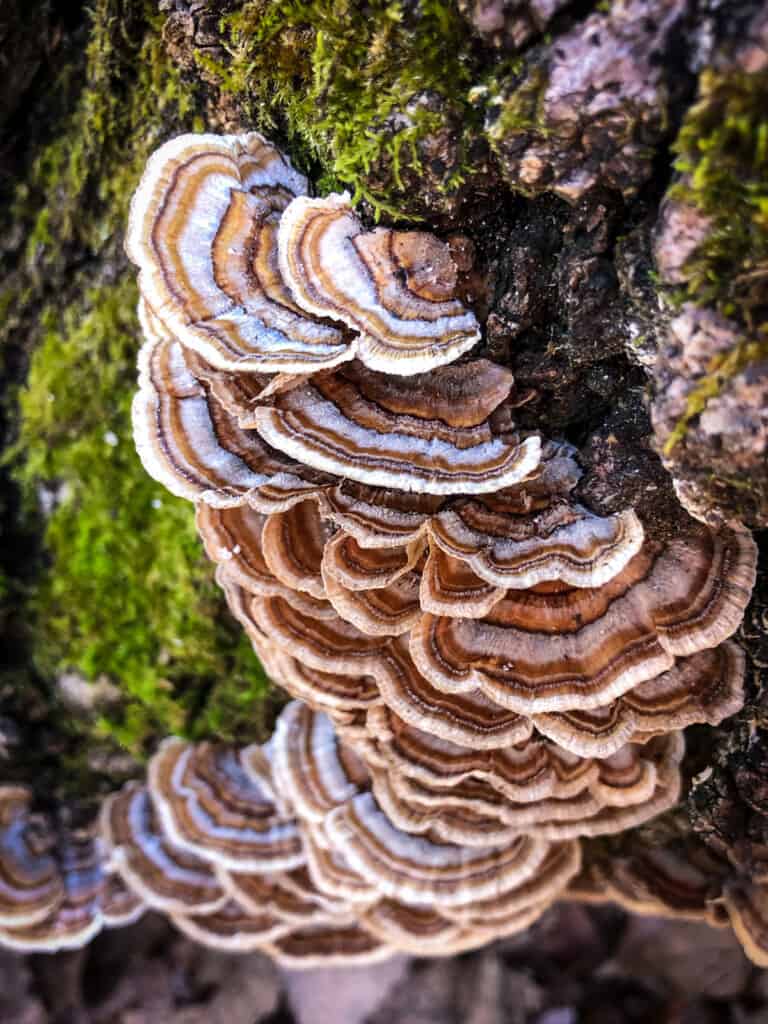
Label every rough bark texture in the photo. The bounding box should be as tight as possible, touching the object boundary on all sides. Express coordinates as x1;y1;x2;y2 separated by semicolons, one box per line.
0;0;766;1012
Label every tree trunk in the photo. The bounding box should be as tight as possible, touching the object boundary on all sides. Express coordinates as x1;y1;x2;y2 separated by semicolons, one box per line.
0;0;766;1016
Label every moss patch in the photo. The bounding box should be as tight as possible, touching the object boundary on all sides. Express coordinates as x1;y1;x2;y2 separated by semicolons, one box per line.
2;0;271;765
663;68;768;453
485;62;547;142
195;0;486;218
671;69;768;325
13;283;270;754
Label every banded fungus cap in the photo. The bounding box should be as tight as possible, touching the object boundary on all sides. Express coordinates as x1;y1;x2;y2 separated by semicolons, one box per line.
248;361;542;496
0;835;104;953
359;900;488;956
533;641;746;757
367;733;685;846
100;783;228;915
132;329;329;509
441;840;581;928
170;898;294;953
322;790;551;908
568;845;729;928
0;787;63;929
126;132;352;375
100;871;146;929
264;920;393;967
410;526;757;715
277;193;481;375
216;865;347;926
147;737;304;873
271;701;371;825
424;495;645;594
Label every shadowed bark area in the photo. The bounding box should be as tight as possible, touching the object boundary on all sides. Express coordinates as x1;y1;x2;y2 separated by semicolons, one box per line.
0;0;766;1012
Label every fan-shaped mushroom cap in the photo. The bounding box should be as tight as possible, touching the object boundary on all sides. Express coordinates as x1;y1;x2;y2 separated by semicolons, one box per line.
230;576;533;749
723;881;768;967
126;133;354;375
374;636;534;750
170;899;293;953
323;791;550;908
368;733;684;846
100;783;228;915
323;568;422;636
425;497;644;593
0;787;63;928
410;527;757;714
235;592;528;749
249;361;541;496
419;547;508;618
303;827;380;906
359;901;491;956
0;837;104;953
265;920;393;967
198;508;334;625
246;593;392;679
216;865;345;925
100;872;145;928
361;841;581;953
568;845;728;928
272;702;370;825
445;841;581;926
319;482;442;548
321;527;425;593
147;737;304;872
264;651;382;720
133;331;331;509
197;503;296;598
277;193;480;374
260;499;333;599
365;703;606;802
534;642;746;757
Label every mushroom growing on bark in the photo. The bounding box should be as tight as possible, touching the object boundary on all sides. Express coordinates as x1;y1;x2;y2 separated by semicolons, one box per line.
0;787;143;952
119;130;761;967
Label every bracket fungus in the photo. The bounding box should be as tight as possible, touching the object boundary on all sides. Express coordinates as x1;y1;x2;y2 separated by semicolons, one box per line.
8;126;736;967
126;132;481;380
0;787;63;929
567;844;730;930
100;783;229;916
126;133;349;375
147;737;305;873
276;194;481;374
0;787;143;953
50;702;576;963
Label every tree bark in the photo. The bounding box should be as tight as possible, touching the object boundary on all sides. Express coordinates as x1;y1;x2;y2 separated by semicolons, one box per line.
0;0;767;1012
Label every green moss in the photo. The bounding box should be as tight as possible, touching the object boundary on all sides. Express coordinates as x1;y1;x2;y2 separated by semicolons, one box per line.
661;69;768;452
15;0;204;273
12;283;270;753
486;63;548;143
670;69;768;323
195;0;485;218
3;0;272;761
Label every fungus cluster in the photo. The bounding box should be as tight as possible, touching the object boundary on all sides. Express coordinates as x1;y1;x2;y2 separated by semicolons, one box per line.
119;130;763;963
96;706;587;962
3;130;758;964
0;787;142;953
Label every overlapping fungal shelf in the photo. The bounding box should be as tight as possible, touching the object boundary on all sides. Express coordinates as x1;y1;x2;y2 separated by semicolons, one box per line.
1;131;762;966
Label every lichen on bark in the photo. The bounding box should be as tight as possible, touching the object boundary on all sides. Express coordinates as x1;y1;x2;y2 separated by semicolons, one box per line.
650;60;768;528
